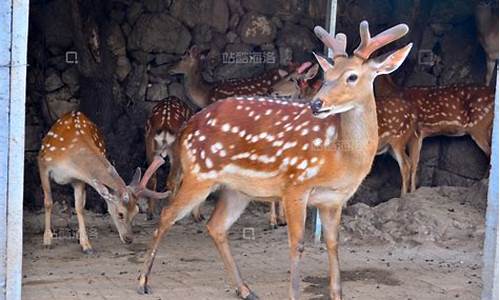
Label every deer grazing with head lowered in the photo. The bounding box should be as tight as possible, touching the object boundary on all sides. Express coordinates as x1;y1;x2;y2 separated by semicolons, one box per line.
475;1;499;85
137;21;412;300
38;111;170;254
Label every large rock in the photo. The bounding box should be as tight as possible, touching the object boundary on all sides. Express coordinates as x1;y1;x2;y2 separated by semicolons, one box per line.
144;0;171;12
115;55;132;81
238;13;276;45
46;87;79;120
171;0;229;33
146;83;169;101
61;67;80;94
276;23;318;62
45;69;64;92
107;23;127;57
128;14;191;54
242;0;307;18
126;63;148;101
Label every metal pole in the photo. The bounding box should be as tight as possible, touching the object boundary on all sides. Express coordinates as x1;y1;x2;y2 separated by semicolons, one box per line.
0;1;29;299
314;0;338;246
481;67;499;300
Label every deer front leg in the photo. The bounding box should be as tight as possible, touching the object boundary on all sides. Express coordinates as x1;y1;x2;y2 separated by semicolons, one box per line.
283;190;308;300
277;201;287;226
485;59;497;86
145;138;158;221
318;204;343;300
138;178;213;294
73;182;94;254
206;189;258;299
40;167;54;248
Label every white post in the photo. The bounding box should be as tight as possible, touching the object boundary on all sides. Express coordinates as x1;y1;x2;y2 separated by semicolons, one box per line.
0;1;29;299
481;69;499;300
314;0;338;245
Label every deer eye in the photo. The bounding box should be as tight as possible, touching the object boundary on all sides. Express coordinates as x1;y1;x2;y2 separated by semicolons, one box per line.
346;74;358;83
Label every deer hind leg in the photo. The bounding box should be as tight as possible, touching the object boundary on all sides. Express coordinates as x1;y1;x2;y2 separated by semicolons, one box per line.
318;203;343;300
408;134;423;193
470;126;492;158
138;177;214;294
206;189;257;299
39;165;54;248
269;202;278;229
277;201;287;226
73;181;93;254
283;189;308;300
390;144;411;197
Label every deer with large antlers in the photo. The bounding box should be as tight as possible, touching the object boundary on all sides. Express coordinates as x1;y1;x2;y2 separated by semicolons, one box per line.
38;111;170;254
271;70;418;196
137;21;412;299
475;1;499;85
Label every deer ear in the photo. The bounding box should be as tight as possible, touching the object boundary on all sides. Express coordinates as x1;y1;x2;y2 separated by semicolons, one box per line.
129;167;142;187
92;180;113;201
303;64;319;80
371;43;413;75
313;52;333;72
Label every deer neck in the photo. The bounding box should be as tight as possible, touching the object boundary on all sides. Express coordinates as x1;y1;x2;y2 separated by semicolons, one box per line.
336;96;379;161
73;148;127;193
184;66;212;108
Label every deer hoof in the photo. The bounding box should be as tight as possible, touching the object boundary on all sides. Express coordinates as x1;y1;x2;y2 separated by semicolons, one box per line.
146;213;154;221
277;220;287;227
192;213;205;223
137;284;152;295
237;286;259;300
82;248;96;255
269;224;278;230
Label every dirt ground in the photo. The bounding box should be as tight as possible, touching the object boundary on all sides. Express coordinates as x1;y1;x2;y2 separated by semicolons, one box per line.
22;185;486;300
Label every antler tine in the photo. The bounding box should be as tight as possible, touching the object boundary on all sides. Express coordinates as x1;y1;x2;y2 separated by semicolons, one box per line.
139;155;165;189
354;20;409;60
314;26;347;58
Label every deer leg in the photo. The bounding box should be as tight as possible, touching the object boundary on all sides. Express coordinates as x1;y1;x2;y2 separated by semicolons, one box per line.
470;129;491;158
408;134;423;193
145;140;158;221
277;201;287;226
206;189;257;299
318;204;343;300
73;181;93;254
390;144;411;197
283;190;308;300
485;59;497;86
269;202;278;229
40;166;54;248
138;178;214;294
191;204;205;223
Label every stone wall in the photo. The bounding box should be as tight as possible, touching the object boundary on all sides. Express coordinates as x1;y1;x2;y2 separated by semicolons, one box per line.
24;0;493;210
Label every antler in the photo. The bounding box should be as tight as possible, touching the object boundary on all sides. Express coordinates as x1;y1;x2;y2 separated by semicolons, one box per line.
132;155;171;199
354;21;409;60
313;26;347;58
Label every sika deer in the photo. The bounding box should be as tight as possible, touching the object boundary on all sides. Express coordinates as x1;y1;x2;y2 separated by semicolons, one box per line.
269;62;321;100
406;83;494;191
475;1;499;85
137;21;412;299
168;46;290;108
38;111;170;253
144;97;194;220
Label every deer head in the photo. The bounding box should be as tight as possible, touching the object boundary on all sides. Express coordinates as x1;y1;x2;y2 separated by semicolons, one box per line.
270;62;320;99
310;21;413;118
169;46;208;76
92;155;170;244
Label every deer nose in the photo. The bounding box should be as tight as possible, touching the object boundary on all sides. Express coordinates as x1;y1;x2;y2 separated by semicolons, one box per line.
310;99;324;114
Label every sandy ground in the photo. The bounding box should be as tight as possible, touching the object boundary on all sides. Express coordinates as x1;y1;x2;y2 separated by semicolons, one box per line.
22;186;485;300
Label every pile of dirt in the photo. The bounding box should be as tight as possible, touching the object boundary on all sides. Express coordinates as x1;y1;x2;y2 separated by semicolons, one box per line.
342;185;487;246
